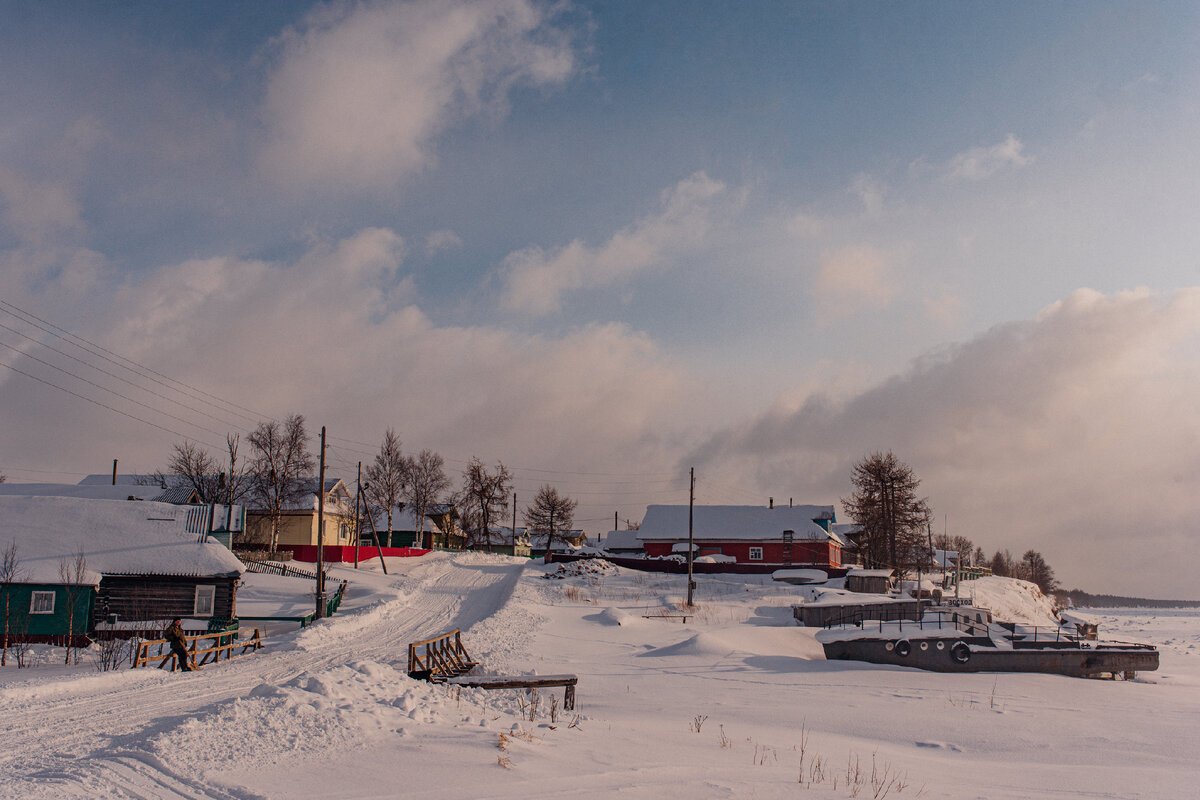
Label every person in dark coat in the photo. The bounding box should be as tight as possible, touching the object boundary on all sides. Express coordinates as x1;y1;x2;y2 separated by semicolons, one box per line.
164;618;193;672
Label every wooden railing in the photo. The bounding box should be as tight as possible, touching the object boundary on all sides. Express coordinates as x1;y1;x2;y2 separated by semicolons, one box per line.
133;627;263;671
407;629;478;680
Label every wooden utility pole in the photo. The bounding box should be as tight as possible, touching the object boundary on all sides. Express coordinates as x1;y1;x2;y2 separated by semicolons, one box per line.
314;426;327;619
686;467;695;607
353;461;362;569
512;492;517;551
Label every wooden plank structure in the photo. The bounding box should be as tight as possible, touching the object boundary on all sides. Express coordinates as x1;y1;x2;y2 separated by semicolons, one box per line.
408;629;578;710
133;627;263;671
407;629;478;681
447;674;577;710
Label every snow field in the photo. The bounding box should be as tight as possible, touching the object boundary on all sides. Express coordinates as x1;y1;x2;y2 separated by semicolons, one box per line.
2;556;1198;799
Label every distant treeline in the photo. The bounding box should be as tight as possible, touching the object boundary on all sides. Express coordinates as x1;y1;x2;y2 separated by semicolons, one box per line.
1058;589;1200;609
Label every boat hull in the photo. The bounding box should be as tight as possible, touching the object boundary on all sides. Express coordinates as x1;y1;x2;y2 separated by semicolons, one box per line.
821;637;1159;677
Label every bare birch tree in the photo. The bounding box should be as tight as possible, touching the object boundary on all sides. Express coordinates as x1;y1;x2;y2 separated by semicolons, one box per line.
58;551;88;665
524;485;578;556
402;449;451;549
459;458;512;549
1;543;21;666
364;429;408;546
248;414;314;553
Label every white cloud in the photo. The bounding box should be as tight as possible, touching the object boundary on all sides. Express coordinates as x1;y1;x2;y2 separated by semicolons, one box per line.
944;133;1031;181
812;244;898;321
498;172;729;315
259;0;577;191
687;287;1200;599
0;226;691;489
0;168;84;246
425;229;463;255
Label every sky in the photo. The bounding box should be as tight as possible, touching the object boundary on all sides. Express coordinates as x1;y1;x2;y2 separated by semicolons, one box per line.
1;0;1198;598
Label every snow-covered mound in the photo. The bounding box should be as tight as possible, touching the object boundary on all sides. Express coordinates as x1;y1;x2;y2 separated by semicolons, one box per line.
968;576;1060;626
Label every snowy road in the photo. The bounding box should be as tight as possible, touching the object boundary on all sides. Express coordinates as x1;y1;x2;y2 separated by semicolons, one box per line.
0;552;528;799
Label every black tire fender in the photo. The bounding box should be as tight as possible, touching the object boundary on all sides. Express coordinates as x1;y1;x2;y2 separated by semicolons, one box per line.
951;641;971;664
894;639;911;657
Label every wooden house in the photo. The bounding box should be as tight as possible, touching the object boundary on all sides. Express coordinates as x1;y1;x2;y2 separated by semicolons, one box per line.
361;506;447;549
246;478;356;553
636;504;845;568
0;495;245;645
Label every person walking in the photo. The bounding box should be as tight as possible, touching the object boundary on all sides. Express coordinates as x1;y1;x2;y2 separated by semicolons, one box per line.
164;617;194;672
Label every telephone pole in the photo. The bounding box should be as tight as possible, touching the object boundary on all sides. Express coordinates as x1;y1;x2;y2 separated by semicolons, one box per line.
686;466;695;607
314;425;327;619
353;461;362;569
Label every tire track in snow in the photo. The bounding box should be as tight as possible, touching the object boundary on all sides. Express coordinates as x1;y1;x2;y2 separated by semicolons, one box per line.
1;553;528;797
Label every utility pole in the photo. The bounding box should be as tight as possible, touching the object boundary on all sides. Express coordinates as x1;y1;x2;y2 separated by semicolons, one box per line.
512;492;517;552
354;461;362;569
314;426;327;620
687;467;695;607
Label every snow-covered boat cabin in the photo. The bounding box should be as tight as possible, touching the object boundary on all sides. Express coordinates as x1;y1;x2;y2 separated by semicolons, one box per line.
636;504;845;568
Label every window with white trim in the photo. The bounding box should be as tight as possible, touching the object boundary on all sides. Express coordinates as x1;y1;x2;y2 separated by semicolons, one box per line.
748;546;763;561
194;585;216;616
30;590;56;614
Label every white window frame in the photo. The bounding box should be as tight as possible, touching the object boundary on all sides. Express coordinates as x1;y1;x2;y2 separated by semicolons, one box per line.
748;546;764;561
193;584;216;616
30;590;56;614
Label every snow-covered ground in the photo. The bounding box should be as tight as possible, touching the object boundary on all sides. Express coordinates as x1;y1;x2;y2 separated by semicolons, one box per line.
2;555;1197;799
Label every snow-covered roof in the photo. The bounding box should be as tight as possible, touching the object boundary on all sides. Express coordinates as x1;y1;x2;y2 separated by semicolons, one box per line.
636;505;839;543
0;482;175;502
601;529;643;551
368;506;445;534
847;568;895;578
0;495;246;585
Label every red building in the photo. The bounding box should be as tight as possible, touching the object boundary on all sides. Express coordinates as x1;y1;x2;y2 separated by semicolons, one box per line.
636;504;844;568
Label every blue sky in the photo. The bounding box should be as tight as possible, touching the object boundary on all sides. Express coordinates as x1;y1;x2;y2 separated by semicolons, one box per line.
2;1;1199;596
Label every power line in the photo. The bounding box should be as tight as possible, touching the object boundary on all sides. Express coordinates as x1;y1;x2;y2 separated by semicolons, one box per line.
0;339;226;439
0;361;224;449
0;299;266;425
0;321;254;432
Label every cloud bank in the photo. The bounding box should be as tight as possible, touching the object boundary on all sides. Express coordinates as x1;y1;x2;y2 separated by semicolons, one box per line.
687;287;1200;599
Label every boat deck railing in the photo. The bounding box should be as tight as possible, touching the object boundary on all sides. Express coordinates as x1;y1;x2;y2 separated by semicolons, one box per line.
823;607;1084;642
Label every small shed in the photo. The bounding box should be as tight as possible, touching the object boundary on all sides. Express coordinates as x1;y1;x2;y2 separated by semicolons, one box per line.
845;568;896;594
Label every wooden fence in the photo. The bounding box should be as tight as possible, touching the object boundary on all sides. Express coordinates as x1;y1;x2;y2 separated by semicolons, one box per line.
133;627;263;671
242;560;327;581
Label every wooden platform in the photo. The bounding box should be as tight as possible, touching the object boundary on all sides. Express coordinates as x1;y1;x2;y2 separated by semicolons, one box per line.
408;629;578;710
446;674;578;710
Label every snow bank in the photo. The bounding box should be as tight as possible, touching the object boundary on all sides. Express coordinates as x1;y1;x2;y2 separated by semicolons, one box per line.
967;576;1060;626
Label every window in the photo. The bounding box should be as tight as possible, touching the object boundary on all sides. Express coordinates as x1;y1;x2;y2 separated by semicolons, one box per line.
194;585;216;616
748;547;763;561
30;591;56;614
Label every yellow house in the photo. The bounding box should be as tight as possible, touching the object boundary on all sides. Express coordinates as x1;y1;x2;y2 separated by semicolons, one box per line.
247;478;356;548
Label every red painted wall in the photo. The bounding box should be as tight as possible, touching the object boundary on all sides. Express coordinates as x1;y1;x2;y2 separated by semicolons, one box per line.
642;540;840;567
280;544;430;563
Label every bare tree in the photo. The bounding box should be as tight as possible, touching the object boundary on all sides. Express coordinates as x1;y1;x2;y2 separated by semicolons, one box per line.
1;542;21;666
248;414;314;553
364;429;408;545
160;435;252;506
524;485;579;556
841;451;931;570
403;449;451;549
58;551;88;665
459;457;512;549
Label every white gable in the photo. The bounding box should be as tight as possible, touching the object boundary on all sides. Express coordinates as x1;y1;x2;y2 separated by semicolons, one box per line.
636;505;837;543
0;495;246;585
